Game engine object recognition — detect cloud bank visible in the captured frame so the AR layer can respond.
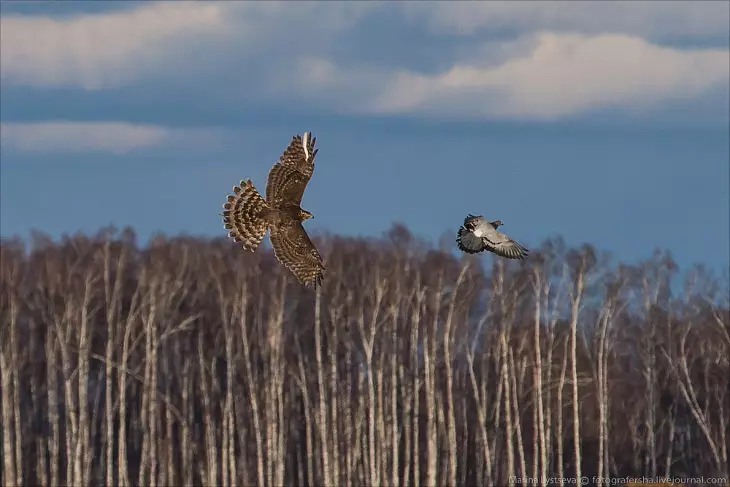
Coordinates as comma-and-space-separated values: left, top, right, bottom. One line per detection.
1, 1, 727, 122
0, 2, 228, 89
371, 32, 730, 120
401, 1, 730, 40
0, 122, 171, 154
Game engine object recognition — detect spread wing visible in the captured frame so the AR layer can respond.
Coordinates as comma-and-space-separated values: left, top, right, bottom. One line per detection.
482, 231, 529, 260
269, 221, 325, 286
457, 217, 529, 260
266, 132, 318, 208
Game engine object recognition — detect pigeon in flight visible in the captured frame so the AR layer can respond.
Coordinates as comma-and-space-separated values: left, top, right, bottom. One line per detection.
456, 214, 529, 260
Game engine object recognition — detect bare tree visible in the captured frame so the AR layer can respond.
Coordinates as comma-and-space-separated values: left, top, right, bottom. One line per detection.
0, 226, 728, 487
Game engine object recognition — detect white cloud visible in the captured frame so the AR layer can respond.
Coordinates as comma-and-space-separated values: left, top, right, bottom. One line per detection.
0, 1, 375, 90
369, 33, 730, 120
0, 1, 727, 123
0, 2, 229, 89
401, 1, 730, 40
0, 122, 171, 154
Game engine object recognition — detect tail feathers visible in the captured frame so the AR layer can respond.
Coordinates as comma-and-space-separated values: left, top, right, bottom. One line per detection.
222, 179, 270, 251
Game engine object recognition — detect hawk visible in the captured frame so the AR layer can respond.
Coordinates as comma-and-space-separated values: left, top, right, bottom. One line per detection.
222, 132, 325, 286
456, 214, 529, 260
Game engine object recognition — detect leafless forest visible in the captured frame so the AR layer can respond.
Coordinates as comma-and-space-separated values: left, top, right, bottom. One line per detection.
1, 225, 728, 486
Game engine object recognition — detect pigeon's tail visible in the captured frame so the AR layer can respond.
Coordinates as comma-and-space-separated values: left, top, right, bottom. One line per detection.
222, 179, 270, 252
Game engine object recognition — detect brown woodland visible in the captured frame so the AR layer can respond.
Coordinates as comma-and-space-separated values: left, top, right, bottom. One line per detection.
1, 225, 728, 486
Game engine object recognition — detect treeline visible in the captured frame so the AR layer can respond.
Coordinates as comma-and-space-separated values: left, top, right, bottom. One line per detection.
0, 225, 728, 487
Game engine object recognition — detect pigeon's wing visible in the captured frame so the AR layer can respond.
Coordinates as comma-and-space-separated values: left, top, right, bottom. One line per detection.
456, 226, 487, 254
483, 231, 529, 260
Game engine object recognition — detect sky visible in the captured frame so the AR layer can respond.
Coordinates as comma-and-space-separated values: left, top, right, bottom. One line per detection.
1, 1, 729, 273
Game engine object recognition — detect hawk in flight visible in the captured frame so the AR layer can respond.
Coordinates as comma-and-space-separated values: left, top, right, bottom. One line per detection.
456, 214, 529, 260
223, 132, 325, 286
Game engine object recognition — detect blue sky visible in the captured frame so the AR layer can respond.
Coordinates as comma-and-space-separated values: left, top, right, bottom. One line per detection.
1, 1, 728, 273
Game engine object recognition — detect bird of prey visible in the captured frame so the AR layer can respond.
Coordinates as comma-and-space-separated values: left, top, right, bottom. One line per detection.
456, 214, 529, 260
222, 132, 325, 286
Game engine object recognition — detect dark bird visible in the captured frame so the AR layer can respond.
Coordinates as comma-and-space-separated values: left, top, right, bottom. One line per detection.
222, 132, 325, 286
456, 214, 529, 260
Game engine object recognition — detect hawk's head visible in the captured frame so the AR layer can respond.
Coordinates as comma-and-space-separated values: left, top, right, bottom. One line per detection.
299, 209, 314, 220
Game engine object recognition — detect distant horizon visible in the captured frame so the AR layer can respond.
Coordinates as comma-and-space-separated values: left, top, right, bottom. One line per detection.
3, 222, 727, 292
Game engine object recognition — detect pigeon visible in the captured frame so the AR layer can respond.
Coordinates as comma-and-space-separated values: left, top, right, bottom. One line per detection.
456, 214, 529, 260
